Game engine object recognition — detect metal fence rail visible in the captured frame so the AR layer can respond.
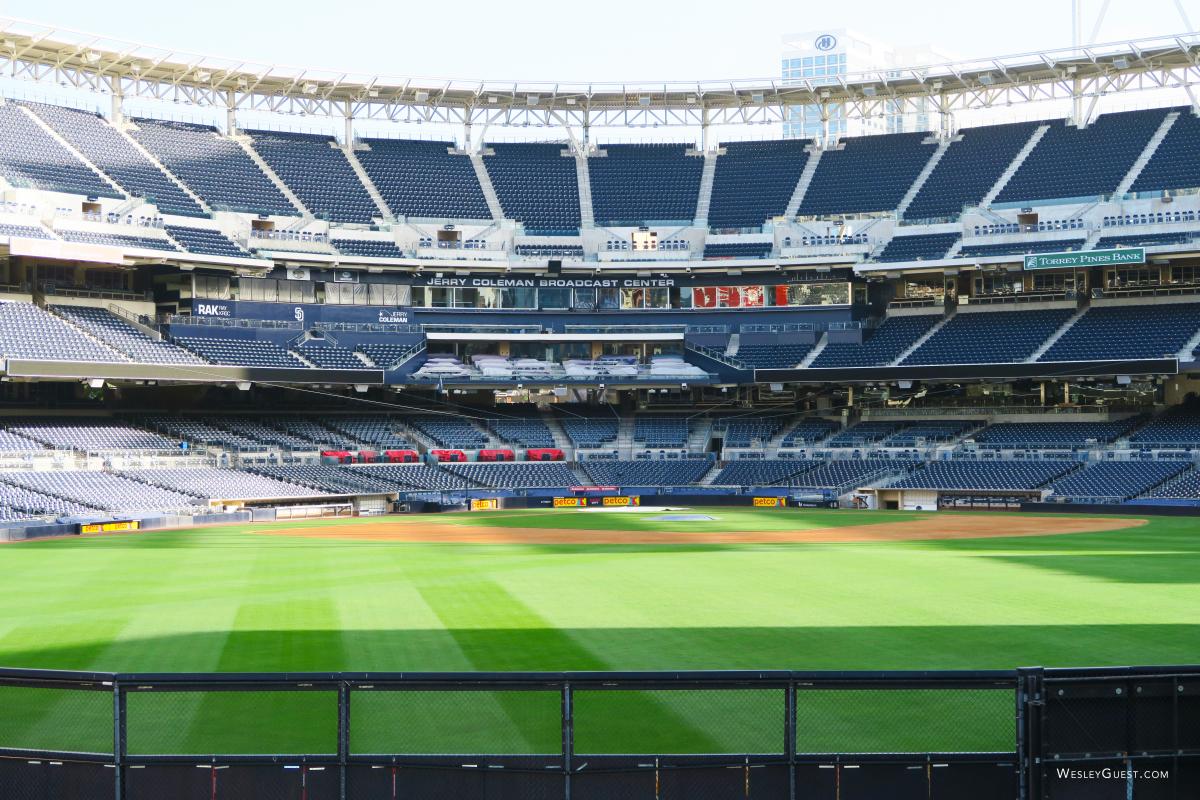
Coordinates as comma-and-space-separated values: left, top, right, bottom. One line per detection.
0, 666, 1195, 799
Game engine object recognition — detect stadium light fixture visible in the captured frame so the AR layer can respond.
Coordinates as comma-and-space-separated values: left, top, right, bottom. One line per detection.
414, 90, 430, 102
638, 95, 652, 106
1114, 57, 1130, 69
236, 382, 251, 391
862, 86, 877, 97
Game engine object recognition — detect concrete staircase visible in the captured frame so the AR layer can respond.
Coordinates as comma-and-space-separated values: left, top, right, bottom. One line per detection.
16, 105, 126, 199
1114, 110, 1181, 197
469, 149, 506, 221
979, 124, 1050, 207
890, 310, 956, 365
1177, 323, 1200, 359
894, 136, 954, 218
539, 409, 576, 459
234, 135, 311, 218
1029, 305, 1089, 361
693, 150, 719, 227
687, 418, 713, 456
616, 416, 636, 460
798, 333, 828, 367
725, 333, 741, 357
574, 148, 595, 227
345, 143, 395, 222
784, 146, 823, 218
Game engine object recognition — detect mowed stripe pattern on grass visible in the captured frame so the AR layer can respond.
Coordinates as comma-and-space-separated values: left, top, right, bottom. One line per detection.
0, 509, 1195, 755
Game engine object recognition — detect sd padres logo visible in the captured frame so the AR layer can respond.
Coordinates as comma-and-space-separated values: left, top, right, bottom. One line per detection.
815, 34, 837, 52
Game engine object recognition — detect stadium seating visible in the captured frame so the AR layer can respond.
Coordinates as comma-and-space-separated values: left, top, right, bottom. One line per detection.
351, 464, 475, 490
703, 242, 773, 259
1129, 108, 1200, 194
883, 420, 977, 446
514, 244, 584, 257
589, 144, 703, 224
780, 419, 840, 446
208, 417, 319, 450
483, 143, 581, 233
0, 430, 44, 452
711, 459, 818, 486
634, 417, 688, 448
875, 233, 959, 262
246, 130, 378, 223
790, 459, 900, 489
1049, 461, 1189, 500
557, 411, 619, 449
1147, 466, 1200, 498
293, 340, 367, 369
165, 225, 250, 259
445, 462, 578, 488
333, 239, 407, 259
798, 132, 937, 216
0, 302, 127, 363
892, 460, 1078, 490
6, 419, 177, 451
130, 119, 298, 216
0, 222, 53, 240
582, 459, 713, 486
708, 139, 811, 229
171, 337, 305, 368
139, 416, 263, 450
323, 417, 413, 449
1094, 232, 1200, 248
56, 229, 180, 252
0, 104, 122, 199
902, 309, 1074, 365
0, 470, 198, 512
487, 416, 555, 448
249, 464, 399, 494
811, 315, 942, 368
735, 342, 814, 368
356, 343, 419, 368
1040, 303, 1200, 362
22, 102, 206, 216
406, 416, 489, 448
356, 138, 491, 220
970, 420, 1139, 449
50, 306, 207, 365
717, 417, 788, 447
902, 121, 1042, 221
0, 482, 99, 518
1129, 409, 1200, 448
125, 468, 323, 499
996, 109, 1169, 203
825, 421, 905, 447
957, 237, 1085, 258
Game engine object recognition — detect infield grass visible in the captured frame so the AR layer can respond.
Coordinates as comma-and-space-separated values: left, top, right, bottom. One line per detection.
0, 508, 1195, 756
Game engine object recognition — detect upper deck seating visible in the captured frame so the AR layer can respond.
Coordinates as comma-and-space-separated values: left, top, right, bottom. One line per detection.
708, 139, 811, 229
0, 104, 122, 199
901, 309, 1074, 365
246, 129, 378, 223
589, 144, 703, 225
356, 138, 491, 220
798, 132, 937, 217
483, 142, 581, 234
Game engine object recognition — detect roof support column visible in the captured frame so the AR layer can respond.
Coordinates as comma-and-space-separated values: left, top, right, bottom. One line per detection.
700, 107, 711, 152
225, 90, 238, 136
343, 100, 354, 148
820, 102, 831, 148
109, 75, 124, 126
463, 119, 473, 152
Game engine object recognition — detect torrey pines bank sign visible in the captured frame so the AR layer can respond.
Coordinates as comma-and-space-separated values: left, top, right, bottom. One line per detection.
1023, 248, 1146, 270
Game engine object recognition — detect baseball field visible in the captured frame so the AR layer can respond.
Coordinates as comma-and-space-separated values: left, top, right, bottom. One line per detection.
0, 507, 1196, 756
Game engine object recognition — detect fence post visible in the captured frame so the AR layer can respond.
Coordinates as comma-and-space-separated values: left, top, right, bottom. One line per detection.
338, 681, 351, 800
113, 678, 125, 800
785, 681, 797, 800
562, 681, 573, 800
1016, 667, 1044, 800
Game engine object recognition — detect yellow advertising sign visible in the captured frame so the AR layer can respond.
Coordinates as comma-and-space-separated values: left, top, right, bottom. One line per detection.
553, 497, 586, 508
602, 496, 640, 507
470, 498, 499, 511
81, 520, 141, 534
752, 497, 784, 508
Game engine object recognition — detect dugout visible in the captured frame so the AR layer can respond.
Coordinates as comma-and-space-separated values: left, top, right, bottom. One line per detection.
868, 487, 1043, 511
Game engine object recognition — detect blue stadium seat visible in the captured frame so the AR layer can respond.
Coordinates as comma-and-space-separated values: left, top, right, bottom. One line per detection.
589, 144, 703, 225
484, 142, 580, 234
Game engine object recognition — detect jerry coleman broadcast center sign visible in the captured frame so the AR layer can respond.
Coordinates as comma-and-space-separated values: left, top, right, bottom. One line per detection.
1023, 247, 1146, 270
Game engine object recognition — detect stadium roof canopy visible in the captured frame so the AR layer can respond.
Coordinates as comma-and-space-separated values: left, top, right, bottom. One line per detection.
1, 18, 1198, 129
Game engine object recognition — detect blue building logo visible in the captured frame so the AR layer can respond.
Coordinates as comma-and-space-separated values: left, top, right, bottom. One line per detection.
814, 34, 838, 52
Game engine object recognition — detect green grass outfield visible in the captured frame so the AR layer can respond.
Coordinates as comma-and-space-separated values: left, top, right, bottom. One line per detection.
0, 507, 1196, 756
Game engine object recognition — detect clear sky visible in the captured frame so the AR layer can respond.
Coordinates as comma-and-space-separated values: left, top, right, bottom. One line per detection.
2, 0, 1194, 83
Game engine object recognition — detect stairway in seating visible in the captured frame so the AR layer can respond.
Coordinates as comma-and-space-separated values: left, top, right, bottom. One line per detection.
798, 333, 828, 367
574, 146, 595, 228
687, 418, 713, 456
1114, 110, 1181, 197
693, 149, 720, 227
235, 135, 311, 218
894, 135, 955, 218
16, 105, 126, 198
469, 148, 506, 221
539, 408, 576, 460
890, 309, 956, 365
784, 145, 823, 218
1030, 305, 1089, 362
345, 142, 395, 222
725, 333, 741, 357
616, 416, 636, 460
1177, 323, 1200, 360
978, 124, 1051, 208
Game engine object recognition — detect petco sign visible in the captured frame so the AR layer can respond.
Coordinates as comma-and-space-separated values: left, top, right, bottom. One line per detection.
1023, 248, 1145, 270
